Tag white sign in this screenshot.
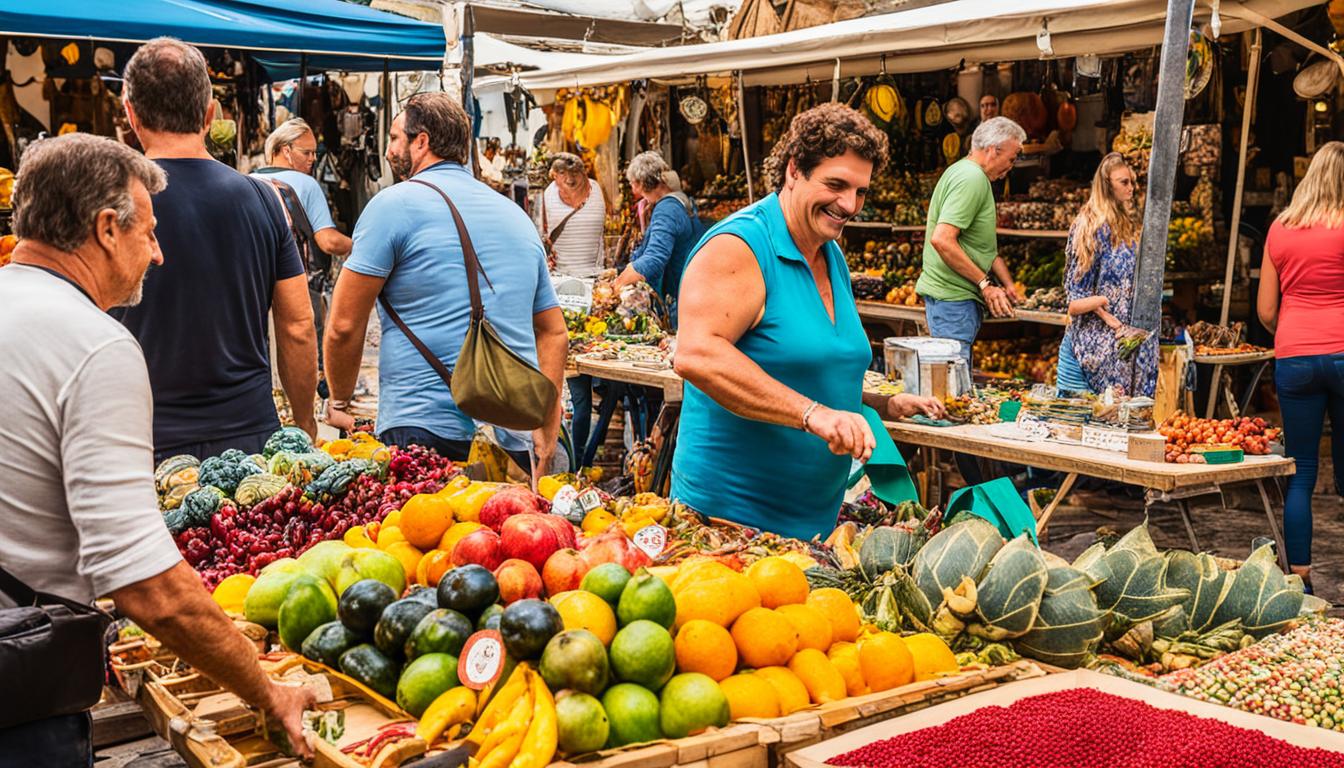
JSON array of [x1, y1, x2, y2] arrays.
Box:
[[577, 489, 604, 515], [551, 275, 594, 313], [550, 484, 581, 523], [632, 524, 667, 559], [459, 632, 505, 689]]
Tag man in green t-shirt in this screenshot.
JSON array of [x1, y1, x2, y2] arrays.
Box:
[[915, 116, 1027, 365]]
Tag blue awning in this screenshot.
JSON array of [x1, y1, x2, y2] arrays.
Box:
[[0, 0, 448, 78]]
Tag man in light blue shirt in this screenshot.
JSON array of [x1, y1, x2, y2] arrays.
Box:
[[322, 94, 567, 476], [251, 119, 351, 260]]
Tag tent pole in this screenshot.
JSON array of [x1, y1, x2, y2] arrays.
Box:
[[462, 4, 479, 181], [1220, 28, 1261, 327], [1132, 0, 1195, 331], [736, 71, 755, 203]]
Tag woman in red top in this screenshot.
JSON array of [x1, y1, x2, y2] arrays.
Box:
[[1257, 141, 1344, 591]]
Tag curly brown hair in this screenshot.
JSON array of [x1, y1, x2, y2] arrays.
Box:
[[766, 103, 888, 190]]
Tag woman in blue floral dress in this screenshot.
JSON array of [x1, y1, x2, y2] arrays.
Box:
[[1055, 153, 1159, 397]]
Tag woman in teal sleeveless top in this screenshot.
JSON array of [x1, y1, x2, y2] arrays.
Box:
[[671, 105, 944, 541]]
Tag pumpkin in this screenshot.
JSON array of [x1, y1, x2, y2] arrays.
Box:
[[234, 473, 288, 507], [154, 454, 200, 494], [165, 486, 225, 535], [263, 426, 313, 459], [858, 525, 926, 577], [1001, 92, 1047, 138], [1013, 566, 1108, 668], [306, 459, 378, 498], [912, 517, 1004, 616], [969, 535, 1048, 641]]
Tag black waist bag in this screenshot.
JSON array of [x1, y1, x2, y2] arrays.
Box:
[[0, 567, 113, 729]]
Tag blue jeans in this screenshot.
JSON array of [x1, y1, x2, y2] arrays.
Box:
[[923, 295, 983, 369], [1275, 354, 1344, 567], [1055, 332, 1091, 395], [568, 375, 594, 466], [0, 711, 92, 768], [924, 295, 984, 485]]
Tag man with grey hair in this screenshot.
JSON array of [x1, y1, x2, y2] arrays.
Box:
[[115, 37, 318, 460], [615, 151, 705, 328], [253, 118, 352, 259], [0, 133, 313, 763]]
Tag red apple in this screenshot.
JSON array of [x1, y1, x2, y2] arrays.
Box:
[[494, 558, 544, 604], [500, 513, 562, 572], [480, 486, 547, 532], [451, 528, 503, 571], [579, 530, 652, 572], [541, 548, 590, 596]]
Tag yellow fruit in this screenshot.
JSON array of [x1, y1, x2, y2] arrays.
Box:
[[536, 475, 567, 501], [675, 571, 760, 628], [788, 649, 847, 704], [827, 642, 868, 697], [377, 524, 407, 549], [211, 573, 255, 613], [401, 493, 457, 550], [434, 475, 473, 497], [384, 541, 424, 582], [731, 608, 798, 669], [904, 633, 960, 681], [438, 521, 485, 556], [415, 549, 435, 586], [745, 557, 809, 608], [382, 510, 402, 529], [553, 590, 618, 645], [343, 525, 377, 549], [449, 484, 499, 523], [621, 514, 656, 538], [719, 674, 781, 720], [752, 667, 810, 715], [581, 507, 617, 535], [858, 632, 914, 691], [674, 620, 738, 681], [775, 604, 833, 652], [806, 588, 861, 643], [669, 558, 735, 594], [420, 549, 454, 588]]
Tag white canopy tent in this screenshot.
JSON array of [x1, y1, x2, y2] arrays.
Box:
[[519, 0, 1327, 93]]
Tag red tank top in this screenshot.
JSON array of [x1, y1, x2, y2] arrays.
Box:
[[1266, 219, 1344, 358]]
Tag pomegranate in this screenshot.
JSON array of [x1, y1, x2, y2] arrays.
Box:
[[499, 514, 562, 572], [541, 548, 590, 596], [579, 530, 652, 572], [451, 527, 504, 571], [494, 558, 544, 604], [479, 486, 547, 532]]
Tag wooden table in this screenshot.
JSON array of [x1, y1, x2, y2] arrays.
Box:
[[574, 355, 682, 403], [1191, 349, 1275, 420], [884, 419, 1296, 568]]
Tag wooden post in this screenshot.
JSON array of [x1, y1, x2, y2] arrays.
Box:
[[1132, 0, 1196, 330], [1220, 28, 1262, 326], [736, 71, 756, 203]]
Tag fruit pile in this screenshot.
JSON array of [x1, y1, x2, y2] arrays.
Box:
[[972, 339, 1059, 382], [1157, 412, 1280, 463], [827, 688, 1344, 768], [1161, 618, 1344, 731]]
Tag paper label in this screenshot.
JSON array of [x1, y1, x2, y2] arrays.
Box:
[[632, 524, 667, 558], [458, 631, 505, 690], [577, 488, 604, 515], [550, 484, 581, 523]]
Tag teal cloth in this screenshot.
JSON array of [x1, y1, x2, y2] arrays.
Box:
[[671, 194, 873, 541], [947, 477, 1038, 544], [848, 406, 919, 506]]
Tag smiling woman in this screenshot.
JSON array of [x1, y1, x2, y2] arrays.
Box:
[[669, 104, 945, 540]]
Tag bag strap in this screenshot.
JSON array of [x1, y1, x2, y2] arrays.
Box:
[[0, 564, 112, 620], [270, 180, 333, 276], [406, 178, 493, 320], [377, 296, 454, 388]]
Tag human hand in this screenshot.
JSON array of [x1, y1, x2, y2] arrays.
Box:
[[888, 393, 946, 420], [265, 681, 316, 760], [1098, 308, 1123, 331], [983, 286, 1016, 318], [530, 430, 556, 489], [323, 402, 356, 433], [805, 405, 876, 461], [1008, 285, 1026, 305]]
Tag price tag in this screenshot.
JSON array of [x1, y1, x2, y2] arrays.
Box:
[[458, 630, 505, 690], [550, 484, 581, 523], [577, 489, 604, 515], [632, 524, 667, 559]]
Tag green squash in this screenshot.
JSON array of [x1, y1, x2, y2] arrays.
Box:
[[969, 535, 1048, 641], [858, 524, 926, 577], [1013, 566, 1108, 668], [234, 473, 287, 507]]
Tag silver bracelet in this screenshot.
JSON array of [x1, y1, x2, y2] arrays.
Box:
[[801, 400, 821, 433], [327, 398, 352, 412]]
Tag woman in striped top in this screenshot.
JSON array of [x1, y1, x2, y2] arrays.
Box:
[[540, 153, 607, 279]]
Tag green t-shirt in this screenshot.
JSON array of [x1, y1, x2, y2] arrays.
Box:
[[915, 158, 998, 303]]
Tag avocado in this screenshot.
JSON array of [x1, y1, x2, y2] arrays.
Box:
[[374, 598, 435, 660], [338, 579, 398, 637], [301, 621, 360, 668], [338, 643, 399, 700]]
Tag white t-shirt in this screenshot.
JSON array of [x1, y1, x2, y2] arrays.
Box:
[[540, 180, 606, 279], [0, 265, 181, 604]]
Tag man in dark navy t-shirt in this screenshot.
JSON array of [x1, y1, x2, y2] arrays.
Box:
[[115, 38, 317, 460]]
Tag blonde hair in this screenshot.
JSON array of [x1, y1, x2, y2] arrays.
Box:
[[265, 118, 313, 163], [1072, 152, 1141, 278], [1279, 141, 1344, 229]]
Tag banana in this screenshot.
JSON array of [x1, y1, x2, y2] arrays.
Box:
[[475, 675, 534, 768], [467, 663, 530, 746], [511, 667, 558, 768], [416, 686, 477, 745]]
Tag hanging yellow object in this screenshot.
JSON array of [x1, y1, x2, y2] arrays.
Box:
[[579, 96, 614, 150], [60, 42, 80, 66], [865, 84, 899, 124], [561, 97, 581, 144]]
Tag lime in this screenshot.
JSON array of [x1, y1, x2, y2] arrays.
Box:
[[581, 563, 632, 607]]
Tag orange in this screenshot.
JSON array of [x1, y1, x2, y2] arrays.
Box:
[[806, 588, 860, 643], [826, 642, 868, 697], [581, 507, 617, 535], [675, 570, 760, 629], [752, 667, 810, 715], [438, 521, 485, 555], [731, 608, 798, 669], [419, 549, 454, 588], [858, 632, 914, 692], [400, 493, 456, 550], [669, 558, 735, 593], [745, 556, 809, 608], [719, 674, 780, 720], [553, 590, 618, 645], [674, 620, 738, 681], [383, 541, 425, 583], [788, 649, 847, 704], [903, 633, 960, 681], [775, 604, 833, 652]]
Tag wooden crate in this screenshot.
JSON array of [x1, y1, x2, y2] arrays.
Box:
[[746, 660, 1049, 763], [552, 724, 776, 768]]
